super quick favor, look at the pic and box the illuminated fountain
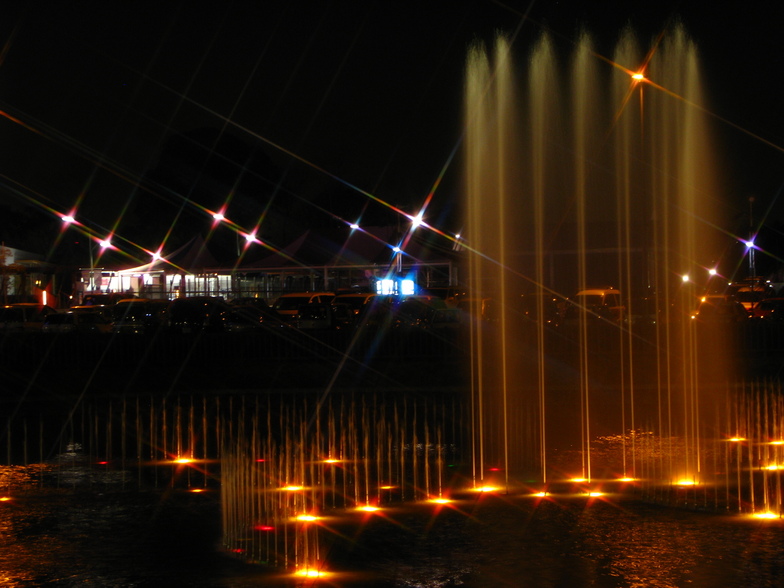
[3,24,783,585]
[463,25,735,491]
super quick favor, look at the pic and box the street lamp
[745,238,756,277]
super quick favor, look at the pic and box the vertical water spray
[464,24,732,489]
[465,35,537,488]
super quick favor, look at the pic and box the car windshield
[336,297,372,310]
[300,306,328,320]
[114,304,150,320]
[758,300,783,310]
[577,295,604,307]
[80,314,104,324]
[275,297,311,310]
[45,314,71,324]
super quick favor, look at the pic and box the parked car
[426,307,466,332]
[455,297,497,322]
[392,297,447,329]
[750,297,784,321]
[42,311,113,334]
[0,303,58,332]
[690,295,748,323]
[80,293,129,307]
[229,297,285,326]
[562,289,625,324]
[222,305,274,332]
[166,297,232,334]
[112,298,169,334]
[273,292,335,323]
[296,302,353,330]
[331,293,378,318]
[69,304,114,322]
[733,284,773,314]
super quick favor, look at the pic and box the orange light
[570,477,588,483]
[473,485,499,493]
[295,569,328,579]
[676,479,696,486]
[379,485,396,490]
[189,488,206,493]
[729,437,746,442]
[532,491,547,497]
[429,497,451,504]
[295,514,320,522]
[281,485,304,492]
[631,72,645,81]
[752,512,778,519]
[0,497,11,502]
[587,491,604,497]
[765,465,784,471]
[356,505,379,512]
[770,441,784,445]
[323,458,341,464]
[173,457,194,464]
[617,477,636,482]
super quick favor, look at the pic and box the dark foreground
[2,466,784,587]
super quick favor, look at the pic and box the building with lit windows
[76,226,461,304]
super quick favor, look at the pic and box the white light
[61,215,75,224]
[682,274,689,283]
[349,222,359,230]
[708,268,717,276]
[392,246,401,253]
[745,240,755,249]
[411,212,423,229]
[377,279,396,295]
[244,232,257,243]
[401,279,415,296]
[212,212,225,222]
[99,239,112,249]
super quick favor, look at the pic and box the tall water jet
[463,24,733,488]
[465,35,540,489]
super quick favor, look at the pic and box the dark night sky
[1,1,783,265]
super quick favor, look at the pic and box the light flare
[752,512,779,520]
[294,568,329,579]
[429,497,452,504]
[472,485,500,493]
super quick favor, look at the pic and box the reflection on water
[2,460,784,587]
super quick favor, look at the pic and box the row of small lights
[60,205,446,267]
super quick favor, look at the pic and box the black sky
[1,1,783,261]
